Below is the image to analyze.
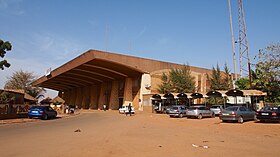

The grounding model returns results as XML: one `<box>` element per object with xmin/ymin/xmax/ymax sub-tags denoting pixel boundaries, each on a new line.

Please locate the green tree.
<box><xmin>0</xmin><ymin>39</ymin><xmax>12</xmax><ymax>70</ymax></box>
<box><xmin>208</xmin><ymin>64</ymin><xmax>233</xmax><ymax>91</ymax></box>
<box><xmin>157</xmin><ymin>65</ymin><xmax>195</xmax><ymax>94</ymax></box>
<box><xmin>208</xmin><ymin>64</ymin><xmax>223</xmax><ymax>90</ymax></box>
<box><xmin>157</xmin><ymin>72</ymin><xmax>173</xmax><ymax>94</ymax></box>
<box><xmin>4</xmin><ymin>70</ymin><xmax>45</xmax><ymax>99</ymax></box>
<box><xmin>222</xmin><ymin>63</ymin><xmax>233</xmax><ymax>90</ymax></box>
<box><xmin>254</xmin><ymin>43</ymin><xmax>280</xmax><ymax>103</ymax></box>
<box><xmin>169</xmin><ymin>65</ymin><xmax>195</xmax><ymax>93</ymax></box>
<box><xmin>235</xmin><ymin>77</ymin><xmax>250</xmax><ymax>90</ymax></box>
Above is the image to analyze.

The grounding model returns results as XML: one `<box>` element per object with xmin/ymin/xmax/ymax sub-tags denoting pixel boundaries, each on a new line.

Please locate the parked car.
<box><xmin>119</xmin><ymin>106</ymin><xmax>135</xmax><ymax>114</ymax></box>
<box><xmin>28</xmin><ymin>106</ymin><xmax>57</xmax><ymax>120</ymax></box>
<box><xmin>168</xmin><ymin>105</ymin><xmax>187</xmax><ymax>118</ymax></box>
<box><xmin>219</xmin><ymin>106</ymin><xmax>256</xmax><ymax>123</ymax></box>
<box><xmin>256</xmin><ymin>106</ymin><xmax>280</xmax><ymax>123</ymax></box>
<box><xmin>210</xmin><ymin>105</ymin><xmax>224</xmax><ymax>115</ymax></box>
<box><xmin>186</xmin><ymin>106</ymin><xmax>215</xmax><ymax>119</ymax></box>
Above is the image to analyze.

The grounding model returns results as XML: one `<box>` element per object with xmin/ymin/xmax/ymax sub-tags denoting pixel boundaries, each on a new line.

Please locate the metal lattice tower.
<box><xmin>237</xmin><ymin>0</ymin><xmax>252</xmax><ymax>87</ymax></box>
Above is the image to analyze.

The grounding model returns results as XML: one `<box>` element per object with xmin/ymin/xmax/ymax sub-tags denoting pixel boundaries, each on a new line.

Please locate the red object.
<box><xmin>39</xmin><ymin>111</ymin><xmax>44</xmax><ymax>114</ymax></box>
<box><xmin>272</xmin><ymin>112</ymin><xmax>277</xmax><ymax>116</ymax></box>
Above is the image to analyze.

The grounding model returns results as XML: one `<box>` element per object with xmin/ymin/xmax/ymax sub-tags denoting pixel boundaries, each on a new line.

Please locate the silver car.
<box><xmin>168</xmin><ymin>105</ymin><xmax>187</xmax><ymax>118</ymax></box>
<box><xmin>210</xmin><ymin>105</ymin><xmax>224</xmax><ymax>115</ymax></box>
<box><xmin>219</xmin><ymin>106</ymin><xmax>256</xmax><ymax>123</ymax></box>
<box><xmin>186</xmin><ymin>106</ymin><xmax>215</xmax><ymax>119</ymax></box>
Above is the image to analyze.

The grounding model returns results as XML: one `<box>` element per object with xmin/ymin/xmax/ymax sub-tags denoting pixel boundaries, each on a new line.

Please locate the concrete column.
<box><xmin>90</xmin><ymin>85</ymin><xmax>99</xmax><ymax>109</ymax></box>
<box><xmin>69</xmin><ymin>89</ymin><xmax>76</xmax><ymax>106</ymax></box>
<box><xmin>82</xmin><ymin>86</ymin><xmax>90</xmax><ymax>109</ymax></box>
<box><xmin>75</xmin><ymin>87</ymin><xmax>83</xmax><ymax>108</ymax></box>
<box><xmin>123</xmin><ymin>78</ymin><xmax>133</xmax><ymax>106</ymax></box>
<box><xmin>63</xmin><ymin>90</ymin><xmax>70</xmax><ymax>105</ymax></box>
<box><xmin>98</xmin><ymin>83</ymin><xmax>107</xmax><ymax>109</ymax></box>
<box><xmin>109</xmin><ymin>80</ymin><xmax>119</xmax><ymax>110</ymax></box>
<box><xmin>132</xmin><ymin>87</ymin><xmax>140</xmax><ymax>110</ymax></box>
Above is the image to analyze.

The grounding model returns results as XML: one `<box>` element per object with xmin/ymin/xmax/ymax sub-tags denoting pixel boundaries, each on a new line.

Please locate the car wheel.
<box><xmin>198</xmin><ymin>114</ymin><xmax>203</xmax><ymax>119</ymax></box>
<box><xmin>43</xmin><ymin>114</ymin><xmax>48</xmax><ymax>120</ymax></box>
<box><xmin>222</xmin><ymin>120</ymin><xmax>227</xmax><ymax>123</ymax></box>
<box><xmin>238</xmin><ymin>116</ymin><xmax>244</xmax><ymax>124</ymax></box>
<box><xmin>28</xmin><ymin>116</ymin><xmax>32</xmax><ymax>119</ymax></box>
<box><xmin>253</xmin><ymin>115</ymin><xmax>257</xmax><ymax>121</ymax></box>
<box><xmin>179</xmin><ymin>113</ymin><xmax>183</xmax><ymax>118</ymax></box>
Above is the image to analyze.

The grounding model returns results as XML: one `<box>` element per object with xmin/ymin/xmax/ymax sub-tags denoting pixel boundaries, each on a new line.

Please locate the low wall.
<box><xmin>0</xmin><ymin>113</ymin><xmax>28</xmax><ymax>120</ymax></box>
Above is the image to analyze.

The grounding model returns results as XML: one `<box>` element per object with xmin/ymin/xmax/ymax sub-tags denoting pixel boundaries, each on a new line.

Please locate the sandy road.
<box><xmin>0</xmin><ymin>110</ymin><xmax>280</xmax><ymax>157</ymax></box>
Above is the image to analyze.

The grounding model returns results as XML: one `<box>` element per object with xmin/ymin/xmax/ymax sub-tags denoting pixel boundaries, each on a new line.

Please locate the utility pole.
<box><xmin>227</xmin><ymin>0</ymin><xmax>238</xmax><ymax>88</ymax></box>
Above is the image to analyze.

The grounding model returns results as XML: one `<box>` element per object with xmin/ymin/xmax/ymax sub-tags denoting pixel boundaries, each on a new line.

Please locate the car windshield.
<box><xmin>172</xmin><ymin>107</ymin><xmax>179</xmax><ymax>110</ymax></box>
<box><xmin>30</xmin><ymin>106</ymin><xmax>45</xmax><ymax>110</ymax></box>
<box><xmin>225</xmin><ymin>106</ymin><xmax>238</xmax><ymax>111</ymax></box>
<box><xmin>188</xmin><ymin>106</ymin><xmax>203</xmax><ymax>110</ymax></box>
<box><xmin>211</xmin><ymin>106</ymin><xmax>221</xmax><ymax>109</ymax></box>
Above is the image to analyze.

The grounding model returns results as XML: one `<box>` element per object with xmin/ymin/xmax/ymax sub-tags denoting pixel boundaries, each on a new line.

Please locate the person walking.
<box><xmin>128</xmin><ymin>103</ymin><xmax>132</xmax><ymax>116</ymax></box>
<box><xmin>103</xmin><ymin>104</ymin><xmax>106</xmax><ymax>111</ymax></box>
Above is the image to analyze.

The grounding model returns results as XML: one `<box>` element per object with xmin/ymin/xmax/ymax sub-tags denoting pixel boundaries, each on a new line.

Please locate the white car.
<box><xmin>119</xmin><ymin>106</ymin><xmax>135</xmax><ymax>114</ymax></box>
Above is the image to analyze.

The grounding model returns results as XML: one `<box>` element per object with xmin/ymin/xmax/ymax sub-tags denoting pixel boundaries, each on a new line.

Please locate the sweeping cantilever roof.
<box><xmin>33</xmin><ymin>49</ymin><xmax>213</xmax><ymax>91</ymax></box>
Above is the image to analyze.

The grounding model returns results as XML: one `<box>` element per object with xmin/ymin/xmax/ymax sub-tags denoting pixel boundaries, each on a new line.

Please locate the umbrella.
<box><xmin>206</xmin><ymin>91</ymin><xmax>223</xmax><ymax>106</ymax></box>
<box><xmin>225</xmin><ymin>89</ymin><xmax>243</xmax><ymax>97</ymax></box>
<box><xmin>176</xmin><ymin>93</ymin><xmax>188</xmax><ymax>99</ymax></box>
<box><xmin>190</xmin><ymin>93</ymin><xmax>203</xmax><ymax>99</ymax></box>
<box><xmin>163</xmin><ymin>93</ymin><xmax>174</xmax><ymax>99</ymax></box>
<box><xmin>225</xmin><ymin>89</ymin><xmax>244</xmax><ymax>105</ymax></box>
<box><xmin>206</xmin><ymin>91</ymin><xmax>222</xmax><ymax>97</ymax></box>
<box><xmin>152</xmin><ymin>94</ymin><xmax>161</xmax><ymax>99</ymax></box>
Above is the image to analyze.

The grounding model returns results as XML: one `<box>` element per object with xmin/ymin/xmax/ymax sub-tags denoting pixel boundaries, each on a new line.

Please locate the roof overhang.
<box><xmin>33</xmin><ymin>50</ymin><xmax>145</xmax><ymax>91</ymax></box>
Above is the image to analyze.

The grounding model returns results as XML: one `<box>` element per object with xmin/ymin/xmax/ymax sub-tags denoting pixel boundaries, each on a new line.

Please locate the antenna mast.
<box><xmin>238</xmin><ymin>0</ymin><xmax>252</xmax><ymax>88</ymax></box>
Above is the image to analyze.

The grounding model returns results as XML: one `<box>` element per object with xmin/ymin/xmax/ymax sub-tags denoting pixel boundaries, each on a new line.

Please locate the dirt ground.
<box><xmin>1</xmin><ymin>110</ymin><xmax>280</xmax><ymax>157</ymax></box>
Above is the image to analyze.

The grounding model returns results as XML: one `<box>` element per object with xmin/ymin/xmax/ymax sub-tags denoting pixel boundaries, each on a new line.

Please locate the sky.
<box><xmin>0</xmin><ymin>0</ymin><xmax>279</xmax><ymax>98</ymax></box>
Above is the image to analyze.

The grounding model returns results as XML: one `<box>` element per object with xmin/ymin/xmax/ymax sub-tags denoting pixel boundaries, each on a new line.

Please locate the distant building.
<box><xmin>33</xmin><ymin>50</ymin><xmax>226</xmax><ymax>111</ymax></box>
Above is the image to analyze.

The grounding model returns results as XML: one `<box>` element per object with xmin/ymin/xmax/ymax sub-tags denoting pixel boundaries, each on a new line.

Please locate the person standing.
<box><xmin>103</xmin><ymin>104</ymin><xmax>106</xmax><ymax>111</ymax></box>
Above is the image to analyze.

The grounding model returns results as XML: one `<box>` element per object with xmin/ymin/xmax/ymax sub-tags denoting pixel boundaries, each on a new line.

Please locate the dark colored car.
<box><xmin>168</xmin><ymin>105</ymin><xmax>187</xmax><ymax>118</ymax></box>
<box><xmin>256</xmin><ymin>106</ymin><xmax>280</xmax><ymax>122</ymax></box>
<box><xmin>28</xmin><ymin>106</ymin><xmax>57</xmax><ymax>120</ymax></box>
<box><xmin>219</xmin><ymin>106</ymin><xmax>256</xmax><ymax>123</ymax></box>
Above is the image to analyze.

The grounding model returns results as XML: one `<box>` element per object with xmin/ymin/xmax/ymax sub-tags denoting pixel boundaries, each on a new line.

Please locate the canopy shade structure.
<box><xmin>163</xmin><ymin>93</ymin><xmax>174</xmax><ymax>99</ymax></box>
<box><xmin>176</xmin><ymin>93</ymin><xmax>188</xmax><ymax>99</ymax></box>
<box><xmin>190</xmin><ymin>92</ymin><xmax>203</xmax><ymax>99</ymax></box>
<box><xmin>32</xmin><ymin>50</ymin><xmax>145</xmax><ymax>91</ymax></box>
<box><xmin>151</xmin><ymin>94</ymin><xmax>161</xmax><ymax>100</ymax></box>
<box><xmin>226</xmin><ymin>89</ymin><xmax>244</xmax><ymax>97</ymax></box>
<box><xmin>206</xmin><ymin>91</ymin><xmax>222</xmax><ymax>97</ymax></box>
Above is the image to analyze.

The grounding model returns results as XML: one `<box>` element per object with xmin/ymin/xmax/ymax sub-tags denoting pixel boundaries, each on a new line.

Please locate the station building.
<box><xmin>33</xmin><ymin>50</ymin><xmax>216</xmax><ymax>111</ymax></box>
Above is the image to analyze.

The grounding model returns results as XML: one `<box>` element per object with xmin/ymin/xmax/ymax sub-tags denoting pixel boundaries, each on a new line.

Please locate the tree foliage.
<box><xmin>0</xmin><ymin>91</ymin><xmax>15</xmax><ymax>104</ymax></box>
<box><xmin>157</xmin><ymin>65</ymin><xmax>195</xmax><ymax>94</ymax></box>
<box><xmin>254</xmin><ymin>43</ymin><xmax>280</xmax><ymax>103</ymax></box>
<box><xmin>4</xmin><ymin>70</ymin><xmax>45</xmax><ymax>99</ymax></box>
<box><xmin>157</xmin><ymin>72</ymin><xmax>173</xmax><ymax>94</ymax></box>
<box><xmin>0</xmin><ymin>39</ymin><xmax>12</xmax><ymax>70</ymax></box>
<box><xmin>208</xmin><ymin>64</ymin><xmax>233</xmax><ymax>91</ymax></box>
<box><xmin>236</xmin><ymin>43</ymin><xmax>280</xmax><ymax>103</ymax></box>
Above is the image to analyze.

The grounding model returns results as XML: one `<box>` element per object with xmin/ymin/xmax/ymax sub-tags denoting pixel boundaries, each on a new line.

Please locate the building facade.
<box><xmin>33</xmin><ymin>50</ymin><xmax>215</xmax><ymax>111</ymax></box>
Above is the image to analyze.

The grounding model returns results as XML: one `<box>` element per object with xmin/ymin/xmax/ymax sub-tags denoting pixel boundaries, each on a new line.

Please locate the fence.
<box><xmin>0</xmin><ymin>104</ymin><xmax>30</xmax><ymax>120</ymax></box>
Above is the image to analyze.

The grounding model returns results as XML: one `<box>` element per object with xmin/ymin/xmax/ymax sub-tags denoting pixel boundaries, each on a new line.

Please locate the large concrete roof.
<box><xmin>33</xmin><ymin>50</ymin><xmax>146</xmax><ymax>91</ymax></box>
<box><xmin>33</xmin><ymin>50</ymin><xmax>213</xmax><ymax>91</ymax></box>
